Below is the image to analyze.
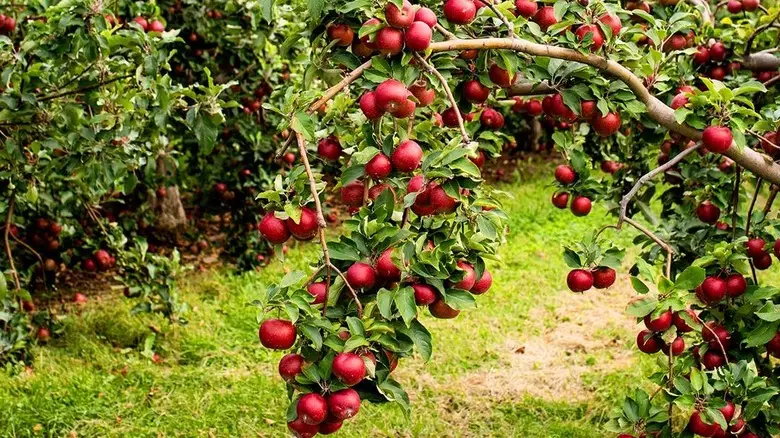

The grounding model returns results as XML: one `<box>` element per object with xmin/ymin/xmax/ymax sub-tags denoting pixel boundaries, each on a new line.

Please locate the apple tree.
<box><xmin>252</xmin><ymin>0</ymin><xmax>780</xmax><ymax>436</ymax></box>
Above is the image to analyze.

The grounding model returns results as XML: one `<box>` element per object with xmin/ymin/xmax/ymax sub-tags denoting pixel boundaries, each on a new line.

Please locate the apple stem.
<box><xmin>3</xmin><ymin>197</ymin><xmax>21</xmax><ymax>292</ymax></box>
<box><xmin>413</xmin><ymin>53</ymin><xmax>470</xmax><ymax>145</ymax></box>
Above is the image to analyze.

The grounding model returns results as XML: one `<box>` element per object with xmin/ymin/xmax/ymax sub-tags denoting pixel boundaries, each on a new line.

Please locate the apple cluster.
<box><xmin>551</xmin><ymin>164</ymin><xmax>592</xmax><ymax>217</ymax></box>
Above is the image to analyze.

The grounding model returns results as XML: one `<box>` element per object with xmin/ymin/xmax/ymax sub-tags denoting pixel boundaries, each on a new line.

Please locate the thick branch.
<box><xmin>745</xmin><ymin>13</ymin><xmax>780</xmax><ymax>56</ymax></box>
<box><xmin>413</xmin><ymin>53</ymin><xmax>470</xmax><ymax>144</ymax></box>
<box><xmin>619</xmin><ymin>143</ymin><xmax>703</xmax><ymax>227</ymax></box>
<box><xmin>3</xmin><ymin>198</ymin><xmax>20</xmax><ymax>291</ymax></box>
<box><xmin>506</xmin><ymin>80</ymin><xmax>555</xmax><ymax>96</ymax></box>
<box><xmin>428</xmin><ymin>38</ymin><xmax>780</xmax><ymax>185</ymax></box>
<box><xmin>742</xmin><ymin>51</ymin><xmax>780</xmax><ymax>71</ymax></box>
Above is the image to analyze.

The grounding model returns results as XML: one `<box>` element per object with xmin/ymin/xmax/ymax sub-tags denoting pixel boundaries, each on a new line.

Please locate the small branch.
<box><xmin>702</xmin><ymin>323</ymin><xmax>731</xmax><ymax>366</ymax></box>
<box><xmin>689</xmin><ymin>0</ymin><xmax>714</xmax><ymax>25</ymax></box>
<box><xmin>745</xmin><ymin>12</ymin><xmax>780</xmax><ymax>56</ymax></box>
<box><xmin>39</xmin><ymin>74</ymin><xmax>134</xmax><ymax>102</ymax></box>
<box><xmin>434</xmin><ymin>24</ymin><xmax>457</xmax><ymax>41</ymax></box>
<box><xmin>484</xmin><ymin>2</ymin><xmax>515</xmax><ymax>38</ymax></box>
<box><xmin>731</xmin><ymin>167</ymin><xmax>742</xmax><ymax>239</ymax></box>
<box><xmin>276</xmin><ymin>60</ymin><xmax>373</xmax><ymax>159</ymax></box>
<box><xmin>745</xmin><ymin>178</ymin><xmax>763</xmax><ymax>238</ymax></box>
<box><xmin>763</xmin><ymin>74</ymin><xmax>780</xmax><ymax>88</ymax></box>
<box><xmin>295</xmin><ymin>132</ymin><xmax>332</xmax><ymax>316</ymax></box>
<box><xmin>762</xmin><ymin>185</ymin><xmax>778</xmax><ymax>216</ymax></box>
<box><xmin>328</xmin><ymin>262</ymin><xmax>363</xmax><ymax>317</ymax></box>
<box><xmin>623</xmin><ymin>217</ymin><xmax>674</xmax><ymax>279</ymax></box>
<box><xmin>619</xmin><ymin>143</ymin><xmax>703</xmax><ymax>228</ymax></box>
<box><xmin>3</xmin><ymin>198</ymin><xmax>21</xmax><ymax>291</ymax></box>
<box><xmin>413</xmin><ymin>53</ymin><xmax>470</xmax><ymax>145</ymax></box>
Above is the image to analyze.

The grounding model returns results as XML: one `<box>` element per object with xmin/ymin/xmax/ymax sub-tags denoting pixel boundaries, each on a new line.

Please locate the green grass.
<box><xmin>0</xmin><ymin>161</ymin><xmax>660</xmax><ymax>437</ymax></box>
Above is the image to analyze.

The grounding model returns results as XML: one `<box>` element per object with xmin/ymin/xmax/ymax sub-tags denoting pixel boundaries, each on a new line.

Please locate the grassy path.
<box><xmin>0</xmin><ymin>162</ymin><xmax>651</xmax><ymax>437</ymax></box>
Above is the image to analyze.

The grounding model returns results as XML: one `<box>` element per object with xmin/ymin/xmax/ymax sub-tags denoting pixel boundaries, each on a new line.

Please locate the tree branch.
<box><xmin>745</xmin><ymin>13</ymin><xmax>780</xmax><ymax>56</ymax></box>
<box><xmin>427</xmin><ymin>38</ymin><xmax>780</xmax><ymax>185</ymax></box>
<box><xmin>689</xmin><ymin>0</ymin><xmax>714</xmax><ymax>25</ymax></box>
<box><xmin>276</xmin><ymin>60</ymin><xmax>373</xmax><ymax>159</ymax></box>
<box><xmin>3</xmin><ymin>198</ymin><xmax>21</xmax><ymax>291</ymax></box>
<box><xmin>623</xmin><ymin>217</ymin><xmax>674</xmax><ymax>279</ymax></box>
<box><xmin>413</xmin><ymin>53</ymin><xmax>470</xmax><ymax>145</ymax></box>
<box><xmin>484</xmin><ymin>2</ymin><xmax>515</xmax><ymax>38</ymax></box>
<box><xmin>39</xmin><ymin>74</ymin><xmax>134</xmax><ymax>102</ymax></box>
<box><xmin>619</xmin><ymin>143</ymin><xmax>703</xmax><ymax>228</ymax></box>
<box><xmin>763</xmin><ymin>185</ymin><xmax>778</xmax><ymax>216</ymax></box>
<box><xmin>434</xmin><ymin>24</ymin><xmax>457</xmax><ymax>41</ymax></box>
<box><xmin>506</xmin><ymin>80</ymin><xmax>555</xmax><ymax>96</ymax></box>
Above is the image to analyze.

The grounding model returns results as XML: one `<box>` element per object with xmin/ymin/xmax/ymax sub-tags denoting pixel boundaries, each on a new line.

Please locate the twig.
<box><xmin>275</xmin><ymin>60</ymin><xmax>373</xmax><ymax>159</ymax></box>
<box><xmin>413</xmin><ymin>53</ymin><xmax>470</xmax><ymax>145</ymax></box>
<box><xmin>328</xmin><ymin>262</ymin><xmax>363</xmax><ymax>317</ymax></box>
<box><xmin>3</xmin><ymin>198</ymin><xmax>21</xmax><ymax>291</ymax></box>
<box><xmin>434</xmin><ymin>24</ymin><xmax>457</xmax><ymax>40</ymax></box>
<box><xmin>295</xmin><ymin>132</ymin><xmax>333</xmax><ymax>316</ymax></box>
<box><xmin>484</xmin><ymin>2</ymin><xmax>515</xmax><ymax>38</ymax></box>
<box><xmin>9</xmin><ymin>232</ymin><xmax>43</xmax><ymax>268</ymax></box>
<box><xmin>702</xmin><ymin>323</ymin><xmax>731</xmax><ymax>366</ymax></box>
<box><xmin>749</xmin><ymin>129</ymin><xmax>780</xmax><ymax>152</ymax></box>
<box><xmin>763</xmin><ymin>74</ymin><xmax>780</xmax><ymax>88</ymax></box>
<box><xmin>623</xmin><ymin>217</ymin><xmax>674</xmax><ymax>279</ymax></box>
<box><xmin>689</xmin><ymin>0</ymin><xmax>714</xmax><ymax>25</ymax></box>
<box><xmin>745</xmin><ymin>178</ymin><xmax>763</xmax><ymax>237</ymax></box>
<box><xmin>731</xmin><ymin>167</ymin><xmax>742</xmax><ymax>239</ymax></box>
<box><xmin>762</xmin><ymin>185</ymin><xmax>778</xmax><ymax>215</ymax></box>
<box><xmin>39</xmin><ymin>74</ymin><xmax>133</xmax><ymax>102</ymax></box>
<box><xmin>745</xmin><ymin>12</ymin><xmax>780</xmax><ymax>56</ymax></box>
<box><xmin>619</xmin><ymin>143</ymin><xmax>703</xmax><ymax>228</ymax></box>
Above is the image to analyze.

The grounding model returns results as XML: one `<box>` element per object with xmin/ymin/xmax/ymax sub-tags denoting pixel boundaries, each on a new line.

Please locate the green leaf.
<box><xmin>291</xmin><ymin>112</ymin><xmax>316</xmax><ymax>141</ymax></box>
<box><xmin>630</xmin><ymin>276</ymin><xmax>650</xmax><ymax>294</ymax></box>
<box><xmin>279</xmin><ymin>270</ymin><xmax>306</xmax><ymax>289</ymax></box>
<box><xmin>674</xmin><ymin>266</ymin><xmax>705</xmax><ymax>291</ymax></box>
<box><xmin>300</xmin><ymin>324</ymin><xmax>323</xmax><ymax>350</ymax></box>
<box><xmin>377</xmin><ymin>288</ymin><xmax>394</xmax><ymax>319</ymax></box>
<box><xmin>346</xmin><ymin>316</ymin><xmax>365</xmax><ymax>337</ymax></box>
<box><xmin>394</xmin><ymin>287</ymin><xmax>417</xmax><ymax>327</ymax></box>
<box><xmin>0</xmin><ymin>273</ymin><xmax>6</xmax><ymax>301</ymax></box>
<box><xmin>308</xmin><ymin>0</ymin><xmax>326</xmax><ymax>21</ymax></box>
<box><xmin>403</xmin><ymin>320</ymin><xmax>432</xmax><ymax>362</ymax></box>
<box><xmin>626</xmin><ymin>295</ymin><xmax>657</xmax><ymax>317</ymax></box>
<box><xmin>444</xmin><ymin>289</ymin><xmax>476</xmax><ymax>310</ymax></box>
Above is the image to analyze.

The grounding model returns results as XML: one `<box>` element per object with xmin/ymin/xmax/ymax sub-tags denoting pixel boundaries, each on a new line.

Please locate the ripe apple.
<box><xmin>534</xmin><ymin>6</ymin><xmax>557</xmax><ymax>30</ymax></box>
<box><xmin>409</xmin><ymin>84</ymin><xmax>435</xmax><ymax>106</ymax></box>
<box><xmin>742</xmin><ymin>0</ymin><xmax>759</xmax><ymax>10</ymax></box>
<box><xmin>133</xmin><ymin>16</ymin><xmax>149</xmax><ymax>31</ymax></box>
<box><xmin>488</xmin><ymin>64</ymin><xmax>516</xmax><ymax>88</ymax></box>
<box><xmin>699</xmin><ymin>276</ymin><xmax>727</xmax><ymax>303</ymax></box>
<box><xmin>405</xmin><ymin>21</ymin><xmax>432</xmax><ymax>50</ymax></box>
<box><xmin>327</xmin><ymin>24</ymin><xmax>354</xmax><ymax>46</ymax></box>
<box><xmin>375</xmin><ymin>27</ymin><xmax>404</xmax><ymax>55</ymax></box>
<box><xmin>332</xmin><ymin>352</ymin><xmax>366</xmax><ymax>385</ymax></box>
<box><xmin>696</xmin><ymin>201</ymin><xmax>720</xmax><ymax>224</ymax></box>
<box><xmin>570</xmin><ymin>196</ymin><xmax>592</xmax><ymax>216</ymax></box>
<box><xmin>591</xmin><ymin>112</ymin><xmax>621</xmax><ymax>136</ymax></box>
<box><xmin>480</xmin><ymin>108</ymin><xmax>504</xmax><ymax>129</ymax></box>
<box><xmin>359</xmin><ymin>92</ymin><xmax>384</xmax><ymax>119</ymax></box>
<box><xmin>471</xmin><ymin>269</ymin><xmax>492</xmax><ymax>294</ymax></box>
<box><xmin>636</xmin><ymin>329</ymin><xmax>662</xmax><ymax>353</ymax></box>
<box><xmin>288</xmin><ymin>417</ymin><xmax>319</xmax><ymax>438</ymax></box>
<box><xmin>746</xmin><ymin>238</ymin><xmax>765</xmax><ymax>258</ymax></box>
<box><xmin>365</xmin><ymin>153</ymin><xmax>393</xmax><ymax>179</ymax></box>
<box><xmin>554</xmin><ymin>164</ymin><xmax>577</xmax><ymax>184</ymax></box>
<box><xmin>259</xmin><ymin>213</ymin><xmax>291</xmax><ymax>244</ymax></box>
<box><xmin>386</xmin><ymin>0</ymin><xmax>414</xmax><ymax>28</ymax></box>
<box><xmin>279</xmin><ymin>353</ymin><xmax>305</xmax><ymax>381</ymax></box>
<box><xmin>644</xmin><ymin>310</ymin><xmax>673</xmax><ymax>332</ymax></box>
<box><xmin>376</xmin><ymin>248</ymin><xmax>401</xmax><ymax>282</ymax></box>
<box><xmin>443</xmin><ymin>0</ymin><xmax>477</xmax><ymax>25</ymax></box>
<box><xmin>574</xmin><ymin>24</ymin><xmax>604</xmax><ymax>51</ymax></box>
<box><xmin>702</xmin><ymin>126</ymin><xmax>732</xmax><ymax>153</ymax></box>
<box><xmin>515</xmin><ymin>0</ymin><xmax>538</xmax><ymax>18</ymax></box>
<box><xmin>415</xmin><ymin>7</ymin><xmax>438</xmax><ymax>27</ymax></box>
<box><xmin>688</xmin><ymin>411</ymin><xmax>719</xmax><ymax>436</ymax></box>
<box><xmin>661</xmin><ymin>336</ymin><xmax>685</xmax><ymax>356</ymax></box>
<box><xmin>693</xmin><ymin>46</ymin><xmax>710</xmax><ymax>64</ymax></box>
<box><xmin>340</xmin><ymin>181</ymin><xmax>365</xmax><ymax>207</ymax></box>
<box><xmin>327</xmin><ymin>388</ymin><xmax>361</xmax><ymax>420</ymax></box>
<box><xmin>754</xmin><ymin>250</ymin><xmax>773</xmax><ymax>270</ymax></box>
<box><xmin>297</xmin><ymin>393</ymin><xmax>328</xmax><ymax>425</ymax></box>
<box><xmin>441</xmin><ymin>107</ymin><xmax>463</xmax><ymax>127</ymax></box>
<box><xmin>391</xmin><ymin>140</ymin><xmax>423</xmax><ymax>172</ymax></box>
<box><xmin>412</xmin><ymin>283</ymin><xmax>438</xmax><ymax>305</ymax></box>
<box><xmin>429</xmin><ymin>298</ymin><xmax>460</xmax><ymax>318</ymax></box>
<box><xmin>452</xmin><ymin>261</ymin><xmax>476</xmax><ymax>290</ymax></box>
<box><xmin>672</xmin><ymin>309</ymin><xmax>698</xmax><ymax>332</ymax></box>
<box><xmin>148</xmin><ymin>20</ymin><xmax>165</xmax><ymax>33</ymax></box>
<box><xmin>567</xmin><ymin>269</ymin><xmax>593</xmax><ymax>292</ymax></box>
<box><xmin>462</xmin><ymin>79</ymin><xmax>490</xmax><ymax>103</ymax></box>
<box><xmin>598</xmin><ymin>13</ymin><xmax>622</xmax><ymax>36</ymax></box>
<box><xmin>346</xmin><ymin>262</ymin><xmax>376</xmax><ymax>289</ymax></box>
<box><xmin>259</xmin><ymin>319</ymin><xmax>297</xmax><ymax>350</ymax></box>
<box><xmin>375</xmin><ymin>79</ymin><xmax>409</xmax><ymax>114</ymax></box>
<box><xmin>551</xmin><ymin>192</ymin><xmax>569</xmax><ymax>209</ymax></box>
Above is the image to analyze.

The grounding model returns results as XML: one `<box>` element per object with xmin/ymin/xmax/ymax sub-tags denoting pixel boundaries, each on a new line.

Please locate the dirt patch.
<box><xmin>453</xmin><ymin>276</ymin><xmax>638</xmax><ymax>402</ymax></box>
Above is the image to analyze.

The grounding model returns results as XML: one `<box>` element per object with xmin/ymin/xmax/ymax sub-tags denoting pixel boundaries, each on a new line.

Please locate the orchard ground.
<box><xmin>2</xmin><ymin>161</ymin><xmax>777</xmax><ymax>437</ymax></box>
